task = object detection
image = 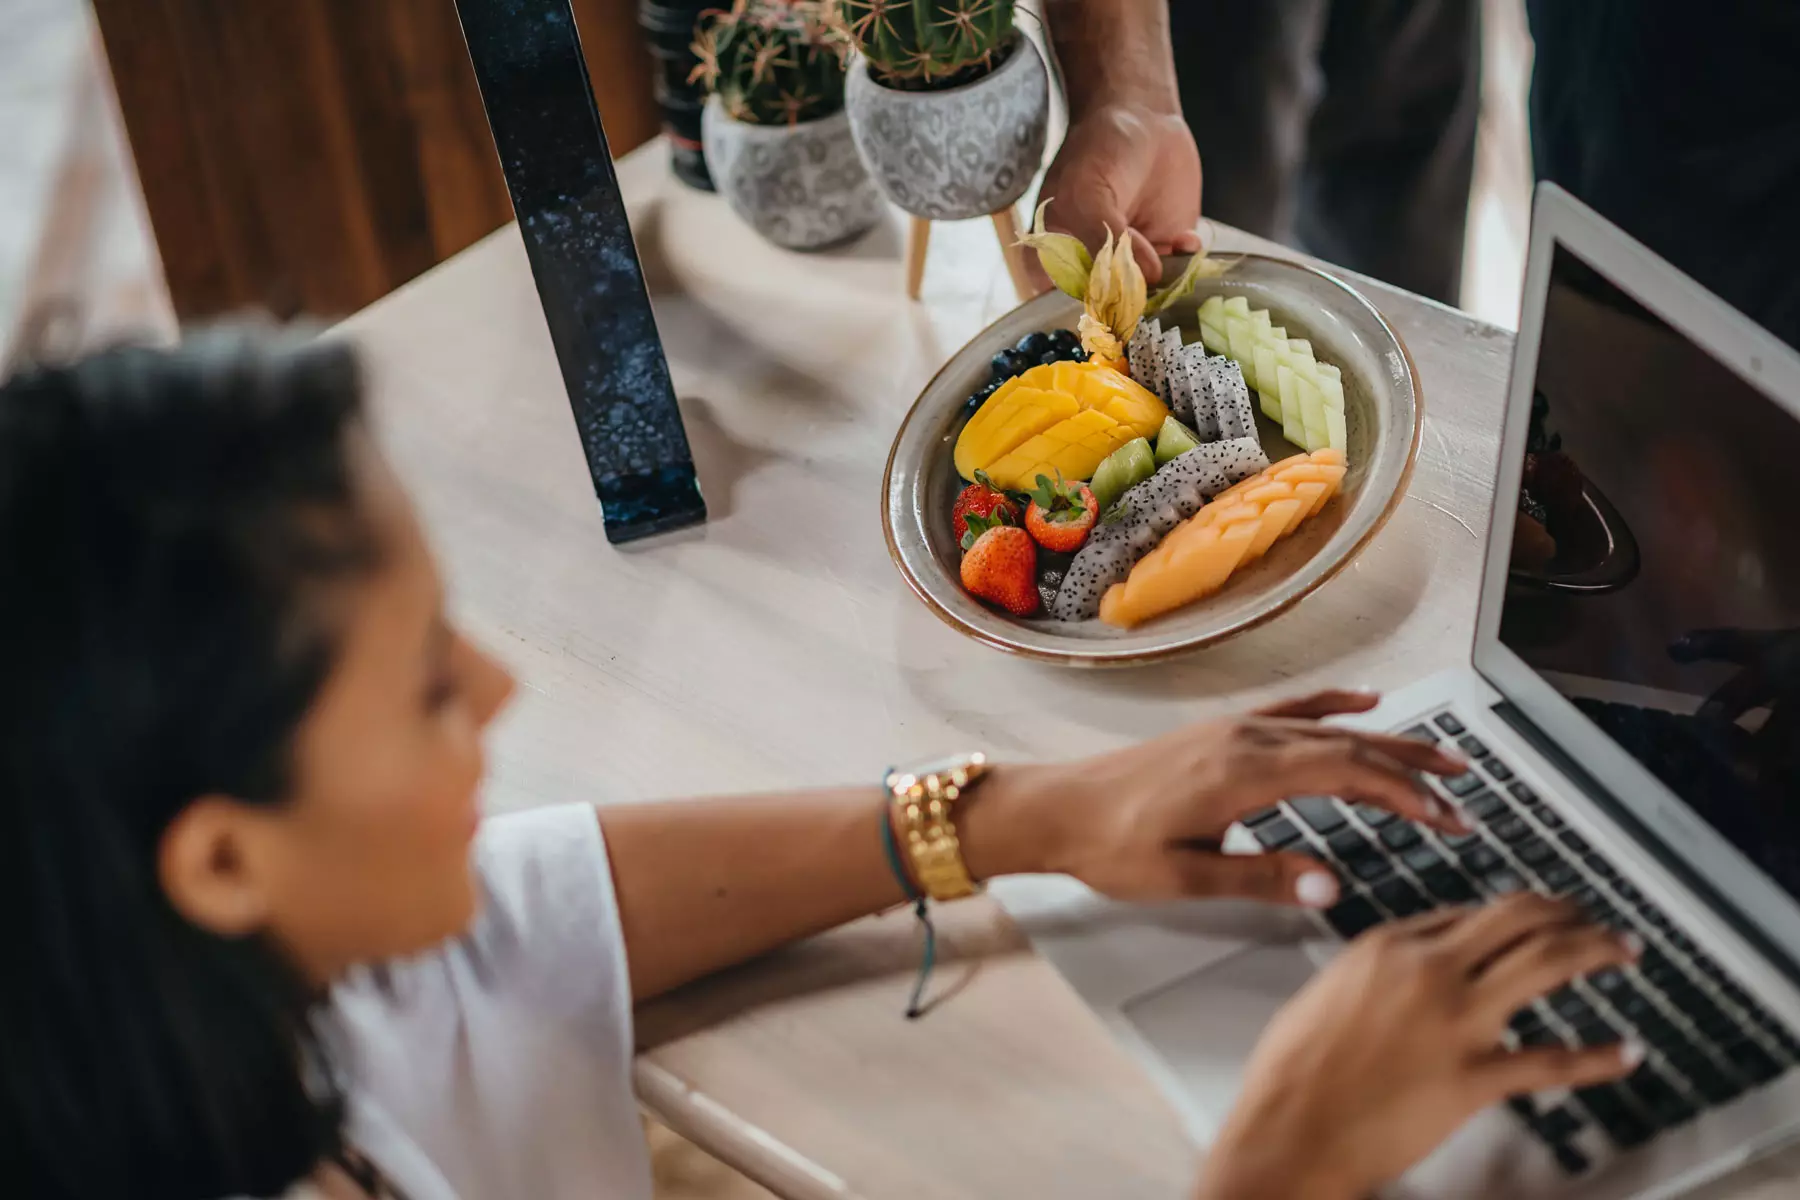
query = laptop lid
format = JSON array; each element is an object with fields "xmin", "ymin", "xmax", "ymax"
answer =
[{"xmin": 1471, "ymin": 183, "xmax": 1800, "ymax": 965}]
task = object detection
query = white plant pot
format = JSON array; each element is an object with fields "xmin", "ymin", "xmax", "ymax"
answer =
[
  {"xmin": 844, "ymin": 33, "xmax": 1050, "ymax": 222},
  {"xmin": 701, "ymin": 99, "xmax": 883, "ymax": 251}
]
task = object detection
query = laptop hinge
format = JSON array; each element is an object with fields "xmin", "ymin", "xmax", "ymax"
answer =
[{"xmin": 1492, "ymin": 700, "xmax": 1800, "ymax": 994}]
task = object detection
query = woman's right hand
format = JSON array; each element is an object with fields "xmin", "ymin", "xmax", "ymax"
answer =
[{"xmin": 1195, "ymin": 894, "xmax": 1645, "ymax": 1200}]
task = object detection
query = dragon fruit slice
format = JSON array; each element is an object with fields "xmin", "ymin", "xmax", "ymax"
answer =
[
  {"xmin": 1051, "ymin": 438, "xmax": 1270, "ymax": 620},
  {"xmin": 1177, "ymin": 345, "xmax": 1221, "ymax": 440},
  {"xmin": 1205, "ymin": 356, "xmax": 1259, "ymax": 441},
  {"xmin": 1050, "ymin": 537, "xmax": 1135, "ymax": 621},
  {"xmin": 1128, "ymin": 319, "xmax": 1161, "ymax": 395}
]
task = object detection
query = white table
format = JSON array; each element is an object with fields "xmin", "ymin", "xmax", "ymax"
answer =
[{"xmin": 340, "ymin": 146, "xmax": 1799, "ymax": 1199}]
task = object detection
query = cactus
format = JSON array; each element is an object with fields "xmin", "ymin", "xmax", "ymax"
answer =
[
  {"xmin": 833, "ymin": 0, "xmax": 1017, "ymax": 90},
  {"xmin": 690, "ymin": 0, "xmax": 849, "ymax": 126}
]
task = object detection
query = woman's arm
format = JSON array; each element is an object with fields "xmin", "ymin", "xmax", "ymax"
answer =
[{"xmin": 599, "ymin": 691, "xmax": 1468, "ymax": 1002}]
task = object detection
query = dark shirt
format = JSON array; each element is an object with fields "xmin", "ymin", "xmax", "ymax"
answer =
[{"xmin": 1528, "ymin": 0, "xmax": 1800, "ymax": 350}]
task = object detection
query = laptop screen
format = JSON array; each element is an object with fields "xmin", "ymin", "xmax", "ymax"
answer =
[{"xmin": 1497, "ymin": 243, "xmax": 1800, "ymax": 900}]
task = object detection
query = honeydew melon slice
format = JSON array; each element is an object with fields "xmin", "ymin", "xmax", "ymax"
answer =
[
  {"xmin": 1199, "ymin": 321, "xmax": 1229, "ymax": 355},
  {"xmin": 1222, "ymin": 296, "xmax": 1252, "ymax": 319},
  {"xmin": 1225, "ymin": 319, "xmax": 1259, "ymax": 389},
  {"xmin": 1274, "ymin": 364, "xmax": 1308, "ymax": 447},
  {"xmin": 1252, "ymin": 342, "xmax": 1283, "ymax": 421},
  {"xmin": 1296, "ymin": 372, "xmax": 1330, "ymax": 451}
]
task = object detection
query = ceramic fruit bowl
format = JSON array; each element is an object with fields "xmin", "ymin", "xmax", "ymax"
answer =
[{"xmin": 881, "ymin": 253, "xmax": 1423, "ymax": 666}]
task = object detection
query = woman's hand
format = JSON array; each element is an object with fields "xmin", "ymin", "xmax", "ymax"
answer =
[
  {"xmin": 1196, "ymin": 895, "xmax": 1645, "ymax": 1199},
  {"xmin": 962, "ymin": 690, "xmax": 1470, "ymax": 910}
]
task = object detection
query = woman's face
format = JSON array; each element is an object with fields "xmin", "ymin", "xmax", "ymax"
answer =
[{"xmin": 159, "ymin": 435, "xmax": 515, "ymax": 979}]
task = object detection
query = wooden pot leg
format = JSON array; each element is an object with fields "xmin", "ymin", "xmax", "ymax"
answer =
[
  {"xmin": 905, "ymin": 215, "xmax": 931, "ymax": 300},
  {"xmin": 991, "ymin": 206, "xmax": 1035, "ymax": 302}
]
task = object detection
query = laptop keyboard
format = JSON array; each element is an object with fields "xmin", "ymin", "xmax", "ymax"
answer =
[{"xmin": 1242, "ymin": 707, "xmax": 1800, "ymax": 1173}]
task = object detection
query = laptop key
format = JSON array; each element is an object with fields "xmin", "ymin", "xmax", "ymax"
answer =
[
  {"xmin": 1402, "ymin": 845, "xmax": 1446, "ymax": 875},
  {"xmin": 1550, "ymin": 987, "xmax": 1596, "ymax": 1024},
  {"xmin": 1584, "ymin": 853, "xmax": 1619, "ymax": 880},
  {"xmin": 1380, "ymin": 823, "xmax": 1423, "ymax": 851},
  {"xmin": 1441, "ymin": 829, "xmax": 1483, "ymax": 850},
  {"xmin": 1573, "ymin": 1018, "xmax": 1622, "ymax": 1046},
  {"xmin": 1516, "ymin": 837, "xmax": 1557, "ymax": 867},
  {"xmin": 1561, "ymin": 830, "xmax": 1590, "ymax": 853},
  {"xmin": 1253, "ymin": 817, "xmax": 1303, "ymax": 849},
  {"xmin": 1508, "ymin": 782, "xmax": 1541, "ymax": 807},
  {"xmin": 1536, "ymin": 807, "xmax": 1566, "ymax": 830},
  {"xmin": 1348, "ymin": 853, "xmax": 1394, "ymax": 882},
  {"xmin": 1466, "ymin": 791, "xmax": 1508, "ymax": 821},
  {"xmin": 1457, "ymin": 735, "xmax": 1490, "ymax": 760},
  {"xmin": 1539, "ymin": 863, "xmax": 1581, "ymax": 893},
  {"xmin": 1723, "ymin": 1038, "xmax": 1783, "ymax": 1085},
  {"xmin": 1326, "ymin": 897, "xmax": 1384, "ymax": 940},
  {"xmin": 1421, "ymin": 868, "xmax": 1475, "ymax": 903},
  {"xmin": 1242, "ymin": 807, "xmax": 1283, "ymax": 828},
  {"xmin": 1493, "ymin": 816, "xmax": 1532, "ymax": 843},
  {"xmin": 1329, "ymin": 829, "xmax": 1374, "ymax": 858},
  {"xmin": 1440, "ymin": 772, "xmax": 1487, "ymax": 797},
  {"xmin": 1374, "ymin": 877, "xmax": 1431, "ymax": 916},
  {"xmin": 1400, "ymin": 723, "xmax": 1438, "ymax": 742},
  {"xmin": 1577, "ymin": 1085, "xmax": 1656, "ymax": 1150},
  {"xmin": 1434, "ymin": 712, "xmax": 1466, "ymax": 736},
  {"xmin": 1628, "ymin": 1069, "xmax": 1699, "ymax": 1127},
  {"xmin": 1487, "ymin": 869, "xmax": 1528, "ymax": 894},
  {"xmin": 1551, "ymin": 1142, "xmax": 1591, "ymax": 1175},
  {"xmin": 1533, "ymin": 1104, "xmax": 1583, "ymax": 1142},
  {"xmin": 1484, "ymin": 759, "xmax": 1516, "ymax": 783},
  {"xmin": 1354, "ymin": 803, "xmax": 1398, "ymax": 828},
  {"xmin": 1289, "ymin": 797, "xmax": 1347, "ymax": 834},
  {"xmin": 1461, "ymin": 844, "xmax": 1504, "ymax": 873}
]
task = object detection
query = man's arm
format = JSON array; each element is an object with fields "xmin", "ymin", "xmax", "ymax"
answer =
[
  {"xmin": 1047, "ymin": 0, "xmax": 1181, "ymax": 119},
  {"xmin": 1036, "ymin": 0, "xmax": 1202, "ymax": 283}
]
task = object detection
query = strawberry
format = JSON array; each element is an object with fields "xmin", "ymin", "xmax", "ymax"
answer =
[
  {"xmin": 951, "ymin": 471, "xmax": 1020, "ymax": 544},
  {"xmin": 960, "ymin": 523, "xmax": 1040, "ymax": 616},
  {"xmin": 1023, "ymin": 473, "xmax": 1098, "ymax": 552}
]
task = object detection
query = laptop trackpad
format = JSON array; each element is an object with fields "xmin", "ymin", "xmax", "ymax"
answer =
[{"xmin": 1121, "ymin": 943, "xmax": 1317, "ymax": 1132}]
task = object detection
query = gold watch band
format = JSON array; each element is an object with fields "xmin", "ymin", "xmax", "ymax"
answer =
[{"xmin": 885, "ymin": 753, "xmax": 988, "ymax": 903}]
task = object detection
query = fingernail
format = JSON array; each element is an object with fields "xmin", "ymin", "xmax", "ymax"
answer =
[
  {"xmin": 1297, "ymin": 872, "xmax": 1340, "ymax": 909},
  {"xmin": 1621, "ymin": 931, "xmax": 1645, "ymax": 958},
  {"xmin": 1621, "ymin": 1039, "xmax": 1647, "ymax": 1069}
]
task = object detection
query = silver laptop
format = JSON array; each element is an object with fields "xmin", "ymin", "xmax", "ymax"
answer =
[{"xmin": 990, "ymin": 183, "xmax": 1800, "ymax": 1199}]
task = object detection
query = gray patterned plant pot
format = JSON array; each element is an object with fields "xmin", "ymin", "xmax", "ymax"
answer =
[
  {"xmin": 843, "ymin": 33, "xmax": 1050, "ymax": 222},
  {"xmin": 701, "ymin": 99, "xmax": 884, "ymax": 251}
]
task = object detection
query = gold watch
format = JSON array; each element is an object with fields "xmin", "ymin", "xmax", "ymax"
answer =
[{"xmin": 884, "ymin": 753, "xmax": 989, "ymax": 902}]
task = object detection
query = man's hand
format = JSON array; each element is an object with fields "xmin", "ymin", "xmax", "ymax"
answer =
[{"xmin": 1032, "ymin": 102, "xmax": 1203, "ymax": 290}]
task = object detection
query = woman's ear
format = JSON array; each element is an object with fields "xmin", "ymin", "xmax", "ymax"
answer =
[{"xmin": 158, "ymin": 796, "xmax": 276, "ymax": 936}]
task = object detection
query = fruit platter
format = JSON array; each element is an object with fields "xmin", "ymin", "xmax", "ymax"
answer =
[{"xmin": 883, "ymin": 206, "xmax": 1422, "ymax": 665}]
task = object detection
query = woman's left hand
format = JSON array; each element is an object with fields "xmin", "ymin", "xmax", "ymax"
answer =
[{"xmin": 963, "ymin": 690, "xmax": 1470, "ymax": 910}]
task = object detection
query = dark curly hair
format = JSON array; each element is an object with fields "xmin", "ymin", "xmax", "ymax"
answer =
[{"xmin": 0, "ymin": 327, "xmax": 381, "ymax": 1197}]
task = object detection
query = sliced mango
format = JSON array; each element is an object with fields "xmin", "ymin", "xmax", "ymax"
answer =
[{"xmin": 955, "ymin": 360, "xmax": 1168, "ymax": 483}]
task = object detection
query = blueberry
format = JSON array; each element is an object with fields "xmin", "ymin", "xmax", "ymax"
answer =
[
  {"xmin": 1047, "ymin": 328, "xmax": 1081, "ymax": 353},
  {"xmin": 966, "ymin": 378, "xmax": 1001, "ymax": 410},
  {"xmin": 1069, "ymin": 346, "xmax": 1088, "ymax": 362},
  {"xmin": 1037, "ymin": 350, "xmax": 1061, "ymax": 366},
  {"xmin": 1017, "ymin": 331, "xmax": 1053, "ymax": 358},
  {"xmin": 990, "ymin": 348, "xmax": 1025, "ymax": 380}
]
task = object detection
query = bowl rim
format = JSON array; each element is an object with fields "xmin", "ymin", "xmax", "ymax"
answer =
[{"xmin": 879, "ymin": 252, "xmax": 1427, "ymax": 667}]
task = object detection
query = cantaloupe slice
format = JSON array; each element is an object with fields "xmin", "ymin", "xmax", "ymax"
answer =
[{"xmin": 1098, "ymin": 447, "xmax": 1348, "ymax": 628}]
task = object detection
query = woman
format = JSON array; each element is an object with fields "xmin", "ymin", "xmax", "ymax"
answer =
[{"xmin": 0, "ymin": 331, "xmax": 1642, "ymax": 1199}]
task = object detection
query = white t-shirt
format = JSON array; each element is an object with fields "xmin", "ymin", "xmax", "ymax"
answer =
[{"xmin": 309, "ymin": 803, "xmax": 651, "ymax": 1199}]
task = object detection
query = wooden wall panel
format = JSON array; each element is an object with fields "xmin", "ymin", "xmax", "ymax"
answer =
[{"xmin": 93, "ymin": 0, "xmax": 658, "ymax": 321}]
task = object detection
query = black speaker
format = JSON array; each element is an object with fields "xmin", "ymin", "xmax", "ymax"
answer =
[{"xmin": 637, "ymin": 0, "xmax": 714, "ymax": 191}]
